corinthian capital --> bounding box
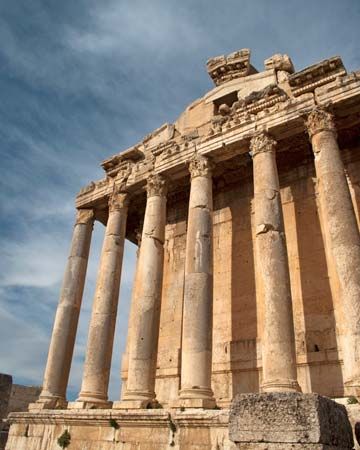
[76,208,95,225]
[188,154,214,179]
[250,132,277,157]
[109,192,129,212]
[146,173,168,198]
[305,107,336,139]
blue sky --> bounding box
[0,0,359,401]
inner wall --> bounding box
[120,143,360,408]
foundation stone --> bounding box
[229,392,354,449]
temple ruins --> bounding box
[6,49,360,449]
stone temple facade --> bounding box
[6,49,360,449]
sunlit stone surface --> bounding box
[6,49,360,449]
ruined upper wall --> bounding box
[76,49,360,210]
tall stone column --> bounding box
[306,107,360,395]
[30,209,94,410]
[71,191,129,409]
[178,154,216,408]
[115,174,167,409]
[251,133,300,393]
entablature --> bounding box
[75,57,360,215]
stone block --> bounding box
[0,374,12,423]
[229,393,353,449]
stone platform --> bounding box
[6,408,236,450]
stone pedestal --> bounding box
[116,174,167,409]
[251,133,300,393]
[229,393,354,449]
[71,192,129,409]
[306,107,360,397]
[177,155,216,409]
[31,209,94,410]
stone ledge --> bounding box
[7,408,230,429]
[236,445,351,450]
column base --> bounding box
[114,390,158,409]
[113,399,160,409]
[173,387,216,409]
[29,396,68,411]
[171,397,217,409]
[68,400,112,410]
[261,378,301,393]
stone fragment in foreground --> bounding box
[229,393,354,449]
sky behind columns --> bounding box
[0,0,359,401]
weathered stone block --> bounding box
[229,393,353,449]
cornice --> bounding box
[75,75,360,210]
[289,56,346,97]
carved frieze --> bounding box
[208,84,288,137]
[188,154,214,178]
[305,107,336,139]
[146,173,168,198]
[151,141,180,161]
[250,132,277,157]
[75,52,360,211]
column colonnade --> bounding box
[33,106,360,411]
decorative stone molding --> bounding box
[206,48,257,86]
[146,173,168,198]
[101,146,143,177]
[75,208,95,225]
[188,154,214,179]
[77,178,108,199]
[108,192,129,212]
[151,141,180,164]
[250,132,277,157]
[264,54,294,73]
[305,107,336,139]
[289,56,346,96]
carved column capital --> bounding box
[250,132,277,157]
[109,192,129,212]
[76,208,95,225]
[146,173,168,198]
[305,107,336,139]
[188,154,214,179]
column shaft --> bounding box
[306,108,360,395]
[32,209,94,410]
[251,133,300,393]
[179,154,216,408]
[74,192,129,408]
[116,174,167,409]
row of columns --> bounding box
[34,107,360,410]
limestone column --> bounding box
[178,154,216,408]
[72,191,129,408]
[251,133,300,393]
[31,209,94,410]
[115,174,167,409]
[305,107,360,395]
